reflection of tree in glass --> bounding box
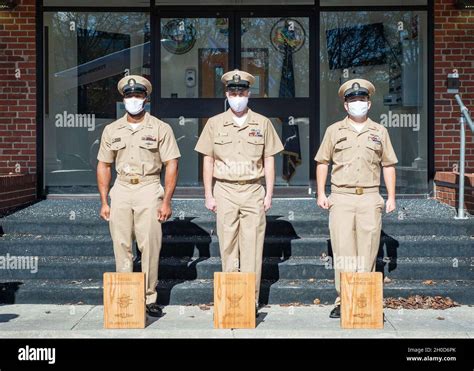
[320,11,422,87]
[50,12,150,117]
[241,17,309,97]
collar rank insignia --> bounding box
[112,137,121,143]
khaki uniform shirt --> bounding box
[97,112,181,176]
[314,117,398,187]
[195,108,284,181]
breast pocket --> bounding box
[366,141,382,164]
[333,140,352,163]
[111,140,126,151]
[245,137,264,159]
[213,137,233,159]
[138,140,159,162]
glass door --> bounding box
[238,13,313,187]
[157,15,231,186]
[155,9,316,191]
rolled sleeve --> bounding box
[97,126,115,163]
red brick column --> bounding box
[0,0,37,214]
[434,0,473,212]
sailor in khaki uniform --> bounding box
[97,75,181,317]
[195,69,284,316]
[314,78,398,319]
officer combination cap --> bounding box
[117,75,152,96]
[338,78,375,100]
[221,69,255,91]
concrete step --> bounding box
[2,217,473,237]
[1,199,472,238]
[1,234,473,258]
[1,278,472,305]
[0,256,471,280]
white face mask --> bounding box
[124,97,146,115]
[347,101,369,118]
[227,96,249,113]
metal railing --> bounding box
[453,93,474,219]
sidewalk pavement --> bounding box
[0,304,472,338]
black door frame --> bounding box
[152,6,318,186]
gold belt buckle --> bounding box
[355,187,364,195]
[130,178,139,184]
[238,181,246,185]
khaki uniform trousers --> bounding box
[214,180,266,305]
[109,179,164,305]
[328,191,384,306]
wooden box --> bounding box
[341,272,383,329]
[214,272,256,329]
[103,272,146,329]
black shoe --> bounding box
[146,303,163,317]
[329,305,340,319]
[256,307,259,318]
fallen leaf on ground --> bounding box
[384,296,460,310]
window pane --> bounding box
[44,0,150,6]
[44,12,150,187]
[271,117,310,186]
[156,0,311,4]
[320,0,427,5]
[241,17,309,98]
[163,117,200,186]
[320,11,428,194]
[160,18,229,98]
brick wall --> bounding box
[0,0,37,213]
[434,171,474,214]
[434,0,474,173]
[0,173,35,216]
